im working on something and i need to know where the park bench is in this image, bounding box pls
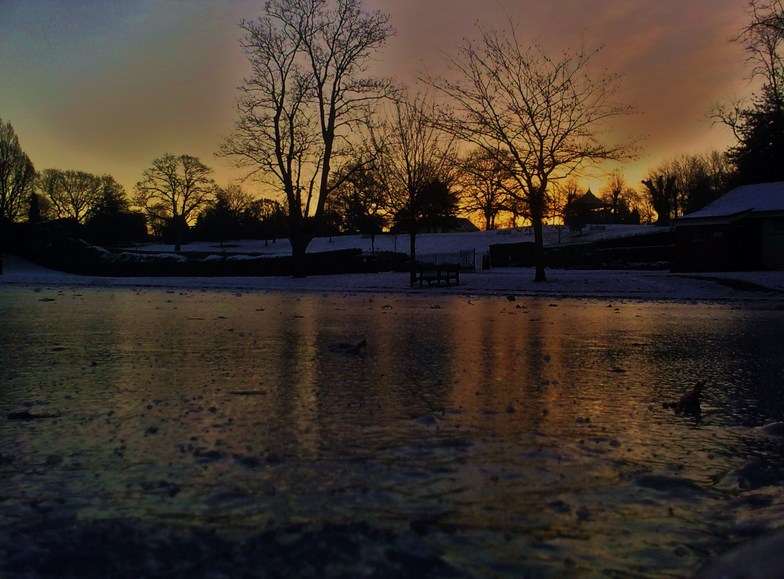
[412,262,460,287]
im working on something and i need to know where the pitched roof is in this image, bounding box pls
[576,190,606,208]
[678,181,784,221]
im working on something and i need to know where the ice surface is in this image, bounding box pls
[2,288,784,576]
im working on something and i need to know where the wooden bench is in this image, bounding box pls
[413,263,460,287]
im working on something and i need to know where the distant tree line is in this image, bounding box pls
[0,118,462,253]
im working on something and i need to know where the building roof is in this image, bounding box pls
[576,190,606,209]
[678,181,784,222]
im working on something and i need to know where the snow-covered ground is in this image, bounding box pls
[2,253,783,302]
[125,224,660,257]
[2,225,783,300]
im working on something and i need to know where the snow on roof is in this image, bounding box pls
[678,181,784,221]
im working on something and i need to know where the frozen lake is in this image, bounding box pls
[2,286,784,577]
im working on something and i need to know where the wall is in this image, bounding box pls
[762,217,784,269]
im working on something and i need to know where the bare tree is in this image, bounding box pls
[641,173,677,226]
[135,154,215,251]
[371,92,456,283]
[712,1,784,184]
[457,148,513,230]
[550,177,582,241]
[214,184,257,216]
[643,152,732,221]
[598,169,642,223]
[427,21,635,281]
[35,169,128,225]
[0,118,36,223]
[741,0,784,105]
[221,0,393,275]
[713,1,784,135]
[37,169,103,224]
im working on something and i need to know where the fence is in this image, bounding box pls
[417,249,477,270]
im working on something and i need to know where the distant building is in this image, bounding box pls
[575,189,608,224]
[674,182,784,271]
[451,217,481,233]
[419,217,480,234]
[564,189,608,231]
[576,189,607,211]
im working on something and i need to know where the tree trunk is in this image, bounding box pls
[654,201,671,226]
[287,207,313,277]
[409,231,418,286]
[174,215,185,252]
[290,233,311,278]
[532,215,547,282]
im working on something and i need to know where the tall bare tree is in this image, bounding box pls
[221,0,393,274]
[427,22,635,281]
[135,154,215,251]
[0,118,36,223]
[741,0,784,105]
[371,92,456,282]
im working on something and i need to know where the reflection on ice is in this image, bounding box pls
[1,287,784,576]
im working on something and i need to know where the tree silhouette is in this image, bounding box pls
[329,158,387,235]
[135,154,215,251]
[563,193,590,233]
[391,176,459,233]
[641,174,677,225]
[370,92,455,283]
[222,0,393,275]
[428,21,635,281]
[457,149,513,230]
[91,175,129,216]
[643,152,732,219]
[729,89,784,184]
[0,118,36,223]
[599,170,641,224]
[714,0,784,184]
[27,193,43,224]
[82,175,146,246]
[37,169,104,224]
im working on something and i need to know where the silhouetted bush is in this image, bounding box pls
[83,212,148,247]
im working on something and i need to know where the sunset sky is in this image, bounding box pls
[0,0,757,200]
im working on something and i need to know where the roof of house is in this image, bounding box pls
[452,217,480,232]
[678,181,784,222]
[575,190,606,208]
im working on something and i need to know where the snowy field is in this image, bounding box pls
[127,224,660,257]
[2,223,784,302]
[3,252,784,302]
[0,225,784,301]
